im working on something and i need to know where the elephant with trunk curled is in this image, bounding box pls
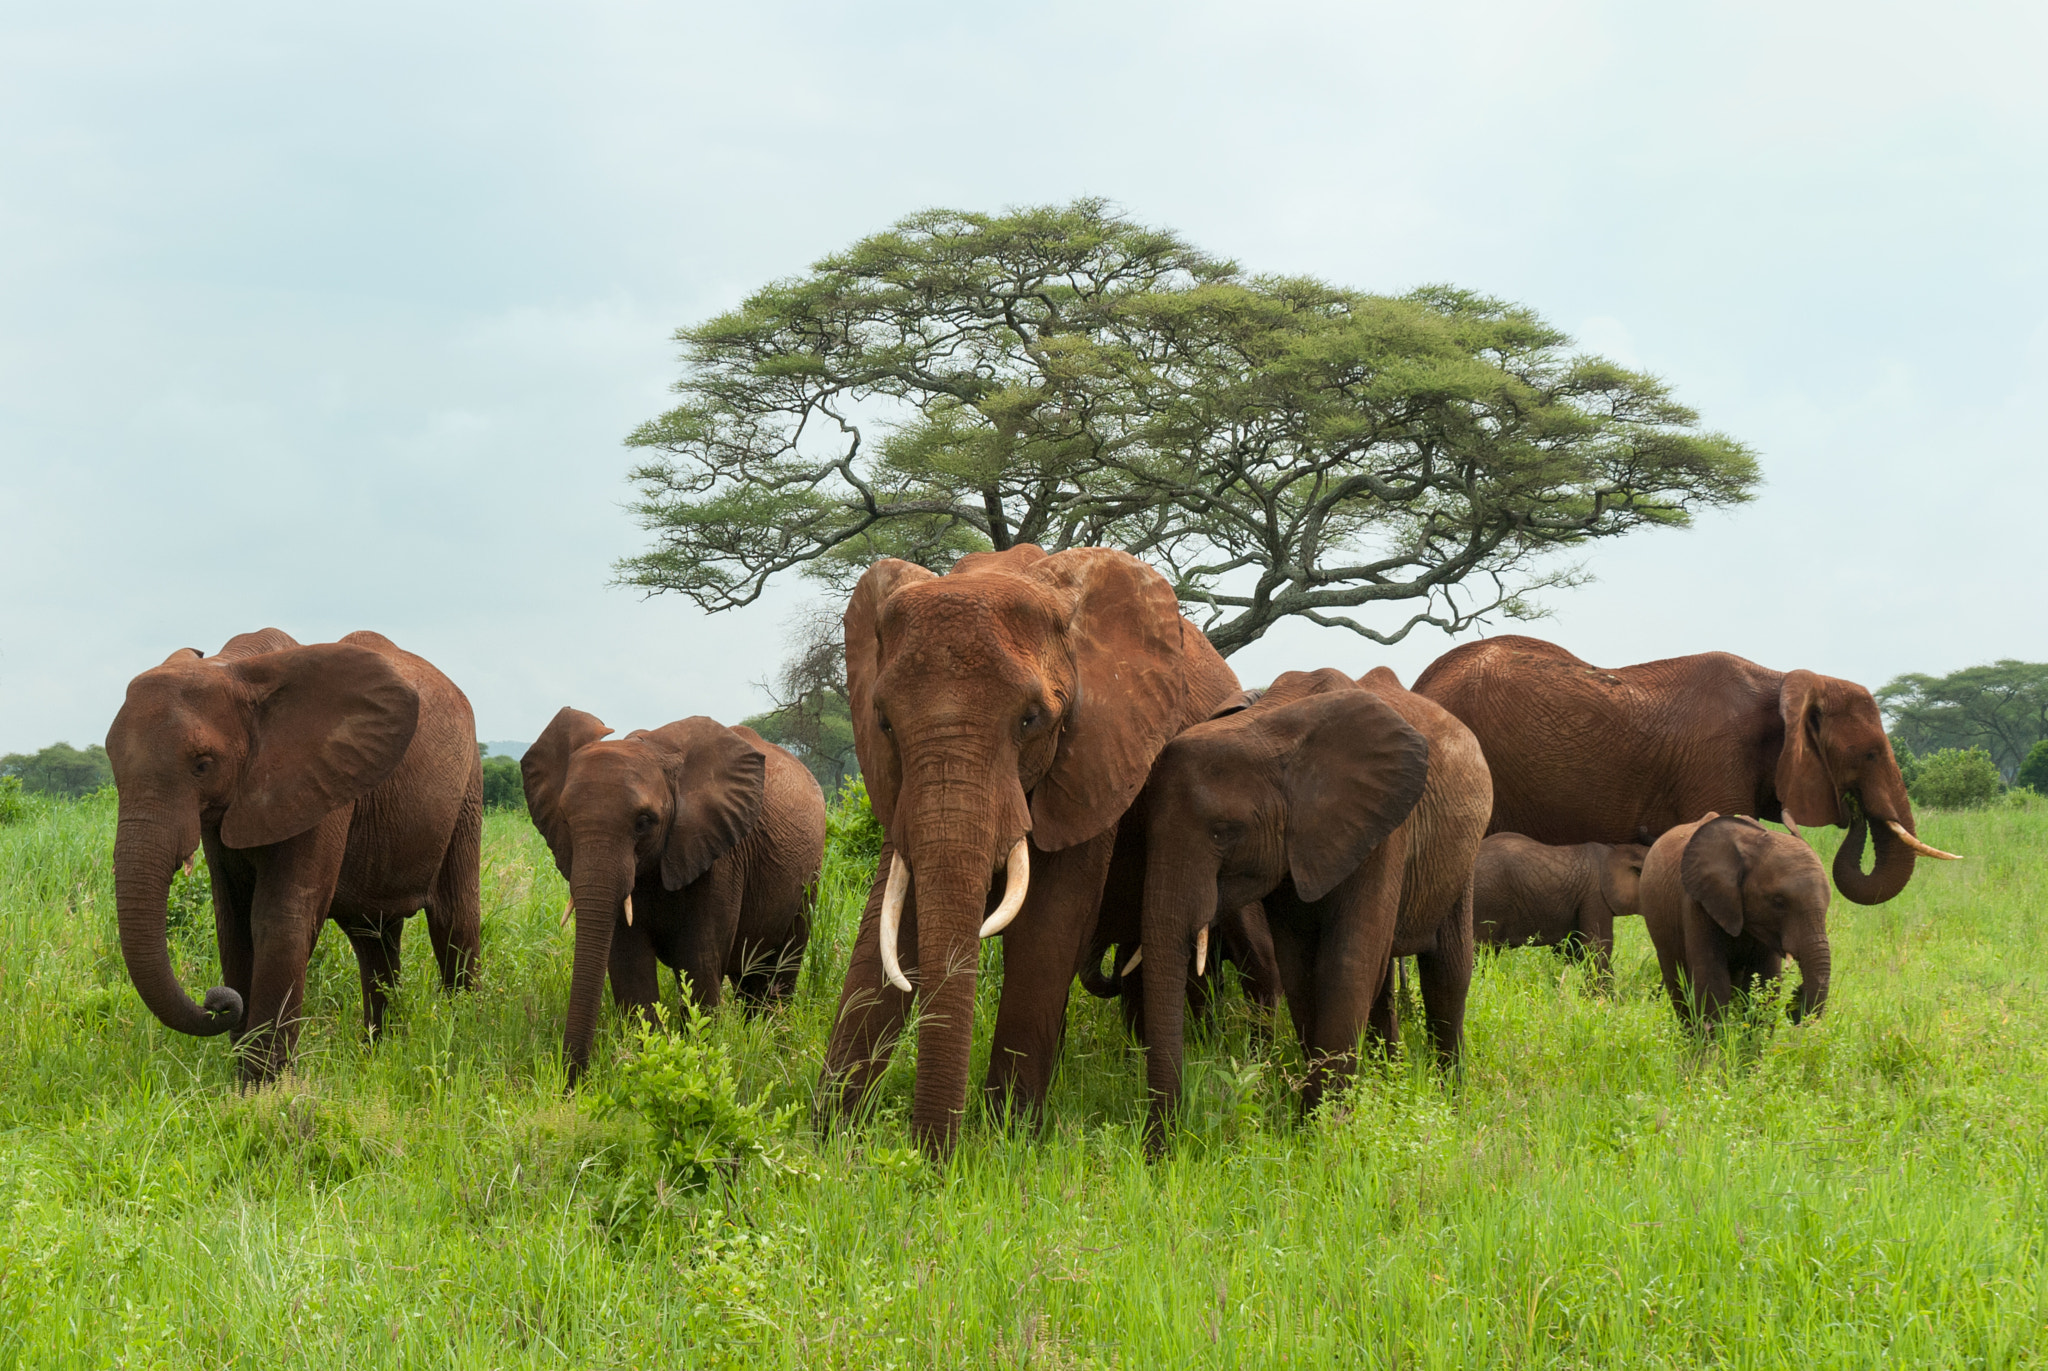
[521,709,825,1084]
[818,545,1240,1158]
[105,629,482,1082]
[1412,636,1959,905]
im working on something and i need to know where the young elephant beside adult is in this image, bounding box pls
[521,709,826,1083]
[1412,637,1959,905]
[106,629,482,1082]
[1638,813,1831,1030]
[1130,667,1491,1149]
[1472,834,1648,979]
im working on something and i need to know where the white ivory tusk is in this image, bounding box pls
[1195,926,1208,977]
[560,898,575,929]
[878,852,913,993]
[979,838,1031,938]
[1781,813,1802,839]
[1887,820,1962,861]
[623,893,634,927]
[1120,946,1144,976]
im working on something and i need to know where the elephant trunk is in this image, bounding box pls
[113,806,242,1037]
[1831,808,1915,906]
[1140,855,1214,1156]
[563,843,635,1085]
[903,836,997,1157]
[1787,920,1831,1023]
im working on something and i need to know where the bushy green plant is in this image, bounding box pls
[602,999,799,1192]
[480,753,526,812]
[1890,734,1920,791]
[2019,740,2048,795]
[824,775,883,869]
[0,775,24,826]
[1911,746,2003,809]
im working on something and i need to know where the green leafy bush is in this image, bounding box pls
[602,999,798,1192]
[1890,735,1920,791]
[0,742,112,799]
[1911,747,2003,810]
[823,775,883,869]
[480,753,526,812]
[2018,740,2048,795]
[0,776,24,826]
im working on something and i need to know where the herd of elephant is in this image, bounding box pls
[103,546,1959,1158]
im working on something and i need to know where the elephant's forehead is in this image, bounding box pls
[879,579,1065,663]
[565,741,659,788]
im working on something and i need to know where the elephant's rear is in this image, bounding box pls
[732,729,828,973]
[1358,668,1492,949]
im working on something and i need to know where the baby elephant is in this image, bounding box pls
[521,708,827,1082]
[1473,834,1648,978]
[1638,813,1831,1029]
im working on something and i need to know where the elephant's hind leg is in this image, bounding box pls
[426,779,484,991]
[344,918,406,1035]
[1413,879,1476,1070]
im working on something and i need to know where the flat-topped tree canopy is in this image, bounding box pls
[618,200,1759,656]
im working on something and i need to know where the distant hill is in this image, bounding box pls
[482,741,530,760]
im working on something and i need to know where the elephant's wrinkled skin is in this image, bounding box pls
[819,545,1238,1157]
[1473,833,1648,979]
[1412,636,1953,906]
[1131,667,1491,1149]
[106,629,482,1082]
[1638,813,1831,1029]
[521,710,825,1084]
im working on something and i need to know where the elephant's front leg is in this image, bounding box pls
[607,919,662,1030]
[664,868,741,1012]
[1413,880,1475,1069]
[237,817,349,1083]
[819,846,917,1124]
[982,830,1117,1125]
[1301,851,1406,1113]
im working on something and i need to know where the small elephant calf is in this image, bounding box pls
[1472,833,1648,978]
[1638,813,1831,1029]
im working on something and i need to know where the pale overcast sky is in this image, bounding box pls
[3,0,2043,754]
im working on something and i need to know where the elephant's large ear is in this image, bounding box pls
[1267,688,1432,903]
[219,644,420,849]
[1027,549,1190,851]
[522,707,614,878]
[1776,671,1843,828]
[845,558,936,838]
[641,717,768,891]
[1680,816,1750,937]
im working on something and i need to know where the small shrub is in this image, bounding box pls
[1911,747,2003,810]
[0,776,24,826]
[1890,735,1920,791]
[602,999,799,1192]
[824,776,883,869]
[2018,740,2048,794]
[481,754,526,813]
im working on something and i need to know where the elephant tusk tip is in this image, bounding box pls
[1119,946,1143,976]
[1194,926,1208,977]
[623,893,634,926]
[1886,820,1962,860]
[560,898,575,929]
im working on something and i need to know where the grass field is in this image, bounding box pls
[1,787,2044,1368]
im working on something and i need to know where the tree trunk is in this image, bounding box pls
[113,808,242,1036]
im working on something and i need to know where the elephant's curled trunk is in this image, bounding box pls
[113,813,242,1037]
[1831,810,1916,906]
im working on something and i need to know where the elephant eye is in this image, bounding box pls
[877,714,894,736]
[634,811,657,834]
[191,756,212,777]
[1020,707,1044,735]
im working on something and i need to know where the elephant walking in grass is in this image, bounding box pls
[1472,833,1648,980]
[1639,813,1831,1030]
[520,710,825,1084]
[1413,637,1960,904]
[1128,667,1491,1150]
[818,545,1240,1158]
[106,629,482,1082]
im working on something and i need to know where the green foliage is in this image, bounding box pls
[1879,659,2048,781]
[619,200,1759,656]
[1911,746,2004,810]
[2017,739,2048,794]
[0,775,24,826]
[0,741,112,799]
[479,753,526,813]
[822,775,883,869]
[0,786,2041,1364]
[1890,734,1921,790]
[599,1000,799,1193]
[743,691,856,792]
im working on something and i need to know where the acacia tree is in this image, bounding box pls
[1879,661,2048,781]
[619,200,1759,655]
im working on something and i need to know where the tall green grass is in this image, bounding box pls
[0,791,2043,1367]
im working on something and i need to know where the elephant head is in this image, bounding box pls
[1775,670,1955,905]
[104,630,420,1038]
[846,545,1197,1153]
[1599,842,1649,918]
[1136,669,1430,1147]
[521,709,766,1081]
[1681,815,1832,1020]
